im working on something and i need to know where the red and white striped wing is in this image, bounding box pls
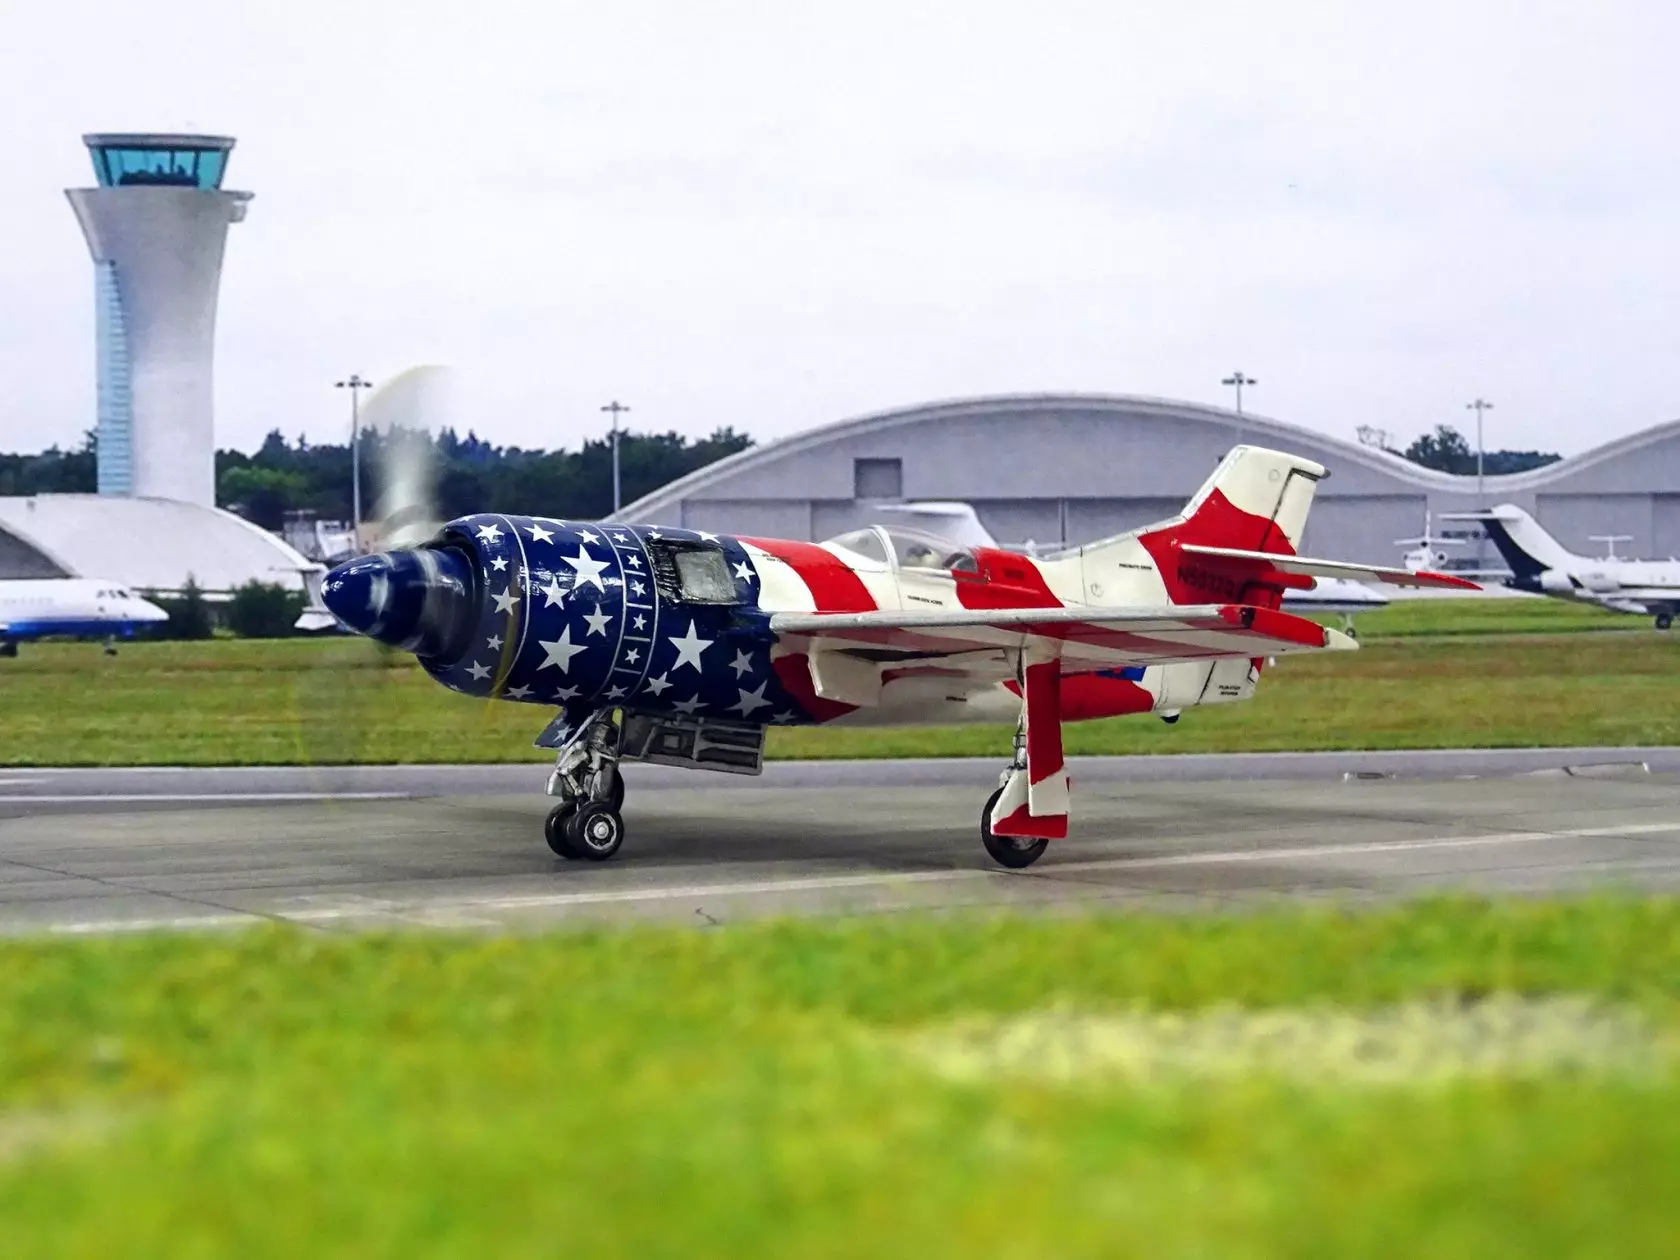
[768,602,1353,677]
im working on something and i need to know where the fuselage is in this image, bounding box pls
[321,514,1267,732]
[0,578,168,644]
[1515,557,1680,611]
[1280,575,1389,617]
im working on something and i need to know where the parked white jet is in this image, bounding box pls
[1395,510,1468,573]
[1442,504,1679,630]
[0,578,168,656]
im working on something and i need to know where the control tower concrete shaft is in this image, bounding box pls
[66,134,251,507]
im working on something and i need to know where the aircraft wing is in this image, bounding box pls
[770,602,1354,689]
[1177,544,1482,590]
[1604,589,1680,605]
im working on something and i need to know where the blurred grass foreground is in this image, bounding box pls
[0,897,1676,1257]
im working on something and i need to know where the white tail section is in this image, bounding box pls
[1041,446,1330,610]
[1180,445,1328,552]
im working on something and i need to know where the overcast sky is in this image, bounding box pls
[3,1,1676,458]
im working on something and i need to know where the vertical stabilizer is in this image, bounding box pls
[1444,505,1580,581]
[1176,444,1328,553]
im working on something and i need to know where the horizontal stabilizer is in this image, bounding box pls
[1178,544,1481,591]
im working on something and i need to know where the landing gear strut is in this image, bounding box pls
[979,723,1050,869]
[543,709,627,861]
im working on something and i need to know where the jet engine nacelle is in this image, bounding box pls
[1578,570,1619,594]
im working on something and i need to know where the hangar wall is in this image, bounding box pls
[613,395,1680,570]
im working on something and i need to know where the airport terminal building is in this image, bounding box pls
[613,394,1680,568]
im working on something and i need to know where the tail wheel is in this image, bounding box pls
[979,786,1050,869]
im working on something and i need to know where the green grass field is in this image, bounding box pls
[1318,593,1637,637]
[0,598,1673,766]
[1,600,1677,765]
[1,898,1675,1257]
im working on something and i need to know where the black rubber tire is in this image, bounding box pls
[544,802,581,859]
[1657,613,1674,631]
[567,802,625,862]
[602,766,625,813]
[979,786,1050,869]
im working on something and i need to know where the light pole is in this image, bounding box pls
[1465,397,1494,503]
[601,400,630,514]
[336,374,373,546]
[1222,371,1256,444]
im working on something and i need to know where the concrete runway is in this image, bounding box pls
[1,750,1677,935]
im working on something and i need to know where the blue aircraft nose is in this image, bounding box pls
[323,547,477,658]
[323,553,395,636]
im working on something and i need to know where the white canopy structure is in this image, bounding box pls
[0,494,333,630]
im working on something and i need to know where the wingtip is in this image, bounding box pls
[1411,569,1483,591]
[1324,626,1360,651]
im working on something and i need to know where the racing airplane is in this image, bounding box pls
[1443,503,1679,629]
[0,577,168,656]
[321,445,1475,868]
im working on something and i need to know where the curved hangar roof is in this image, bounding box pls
[0,495,331,626]
[610,393,1680,560]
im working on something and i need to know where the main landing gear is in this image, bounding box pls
[1657,612,1674,631]
[980,786,1050,868]
[978,721,1052,870]
[543,709,627,861]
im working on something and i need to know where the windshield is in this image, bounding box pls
[824,528,890,565]
[880,526,978,574]
[823,525,979,573]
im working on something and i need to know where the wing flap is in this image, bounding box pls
[1178,543,1481,591]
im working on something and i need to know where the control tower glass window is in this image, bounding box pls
[89,144,228,190]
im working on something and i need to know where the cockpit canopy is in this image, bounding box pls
[823,525,979,574]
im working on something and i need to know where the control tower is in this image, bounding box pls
[66,134,252,507]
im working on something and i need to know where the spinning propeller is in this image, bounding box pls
[293,366,523,771]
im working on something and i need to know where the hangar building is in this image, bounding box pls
[612,394,1680,568]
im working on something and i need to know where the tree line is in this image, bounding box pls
[2,426,755,531]
[1375,424,1560,476]
[1,420,1560,531]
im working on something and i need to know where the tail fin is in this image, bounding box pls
[1441,504,1579,582]
[1175,445,1328,553]
[1055,446,1329,611]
